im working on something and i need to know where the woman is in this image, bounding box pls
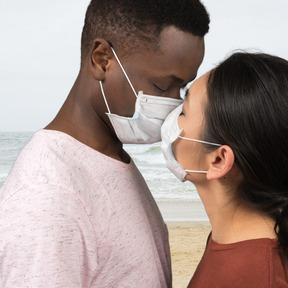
[161,52,288,287]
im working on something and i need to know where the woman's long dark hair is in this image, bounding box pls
[204,52,288,260]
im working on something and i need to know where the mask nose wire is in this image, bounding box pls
[111,47,138,98]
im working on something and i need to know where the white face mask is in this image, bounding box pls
[161,104,221,182]
[99,47,183,144]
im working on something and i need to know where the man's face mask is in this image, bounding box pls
[99,47,183,144]
[161,105,221,182]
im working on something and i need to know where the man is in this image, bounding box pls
[0,0,209,287]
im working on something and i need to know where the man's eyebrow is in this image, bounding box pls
[162,74,196,90]
[168,74,197,88]
[162,74,184,84]
[170,75,184,83]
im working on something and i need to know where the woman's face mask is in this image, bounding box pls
[99,47,183,144]
[161,104,221,182]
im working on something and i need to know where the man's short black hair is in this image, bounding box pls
[81,0,210,61]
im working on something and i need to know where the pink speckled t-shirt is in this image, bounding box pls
[0,130,171,288]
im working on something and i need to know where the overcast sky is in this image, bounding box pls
[1,0,287,131]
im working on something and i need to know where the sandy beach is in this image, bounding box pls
[156,199,211,288]
[167,222,211,288]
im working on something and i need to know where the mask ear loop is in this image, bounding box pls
[178,136,222,147]
[185,169,208,174]
[178,136,222,174]
[110,47,138,98]
[99,81,111,114]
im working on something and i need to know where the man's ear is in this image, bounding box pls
[89,39,113,81]
[206,145,235,180]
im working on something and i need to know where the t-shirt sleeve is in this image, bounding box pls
[0,184,98,288]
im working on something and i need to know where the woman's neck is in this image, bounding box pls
[197,183,276,244]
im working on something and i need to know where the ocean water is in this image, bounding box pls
[0,132,33,185]
[0,131,199,201]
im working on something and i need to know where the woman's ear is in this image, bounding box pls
[89,39,112,81]
[206,145,235,180]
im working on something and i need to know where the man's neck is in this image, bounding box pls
[45,77,130,164]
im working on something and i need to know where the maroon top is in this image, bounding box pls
[188,233,288,288]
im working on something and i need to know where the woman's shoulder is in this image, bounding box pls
[188,236,288,288]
